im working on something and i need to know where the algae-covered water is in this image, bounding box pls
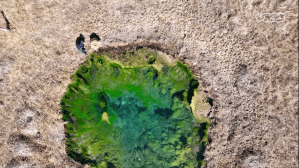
[61,48,208,168]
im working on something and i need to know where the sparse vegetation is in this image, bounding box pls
[61,49,209,167]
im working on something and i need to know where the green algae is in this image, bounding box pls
[61,48,209,168]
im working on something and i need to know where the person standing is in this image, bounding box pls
[76,34,87,55]
[90,33,101,50]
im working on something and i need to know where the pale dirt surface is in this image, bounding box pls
[0,0,298,167]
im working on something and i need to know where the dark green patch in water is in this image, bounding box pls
[61,50,207,168]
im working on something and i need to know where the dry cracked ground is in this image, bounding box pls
[0,0,298,167]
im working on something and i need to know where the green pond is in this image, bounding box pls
[61,48,209,168]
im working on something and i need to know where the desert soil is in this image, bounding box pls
[0,0,298,167]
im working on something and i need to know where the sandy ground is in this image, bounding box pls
[0,0,298,167]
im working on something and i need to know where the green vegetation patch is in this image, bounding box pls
[61,48,209,168]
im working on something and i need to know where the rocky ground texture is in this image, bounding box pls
[0,0,298,167]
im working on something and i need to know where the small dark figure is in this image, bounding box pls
[90,33,101,41]
[90,33,101,50]
[76,34,87,55]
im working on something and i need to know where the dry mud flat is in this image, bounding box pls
[0,0,298,168]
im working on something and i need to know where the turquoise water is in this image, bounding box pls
[61,52,206,168]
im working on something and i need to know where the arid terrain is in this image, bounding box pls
[0,0,298,167]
